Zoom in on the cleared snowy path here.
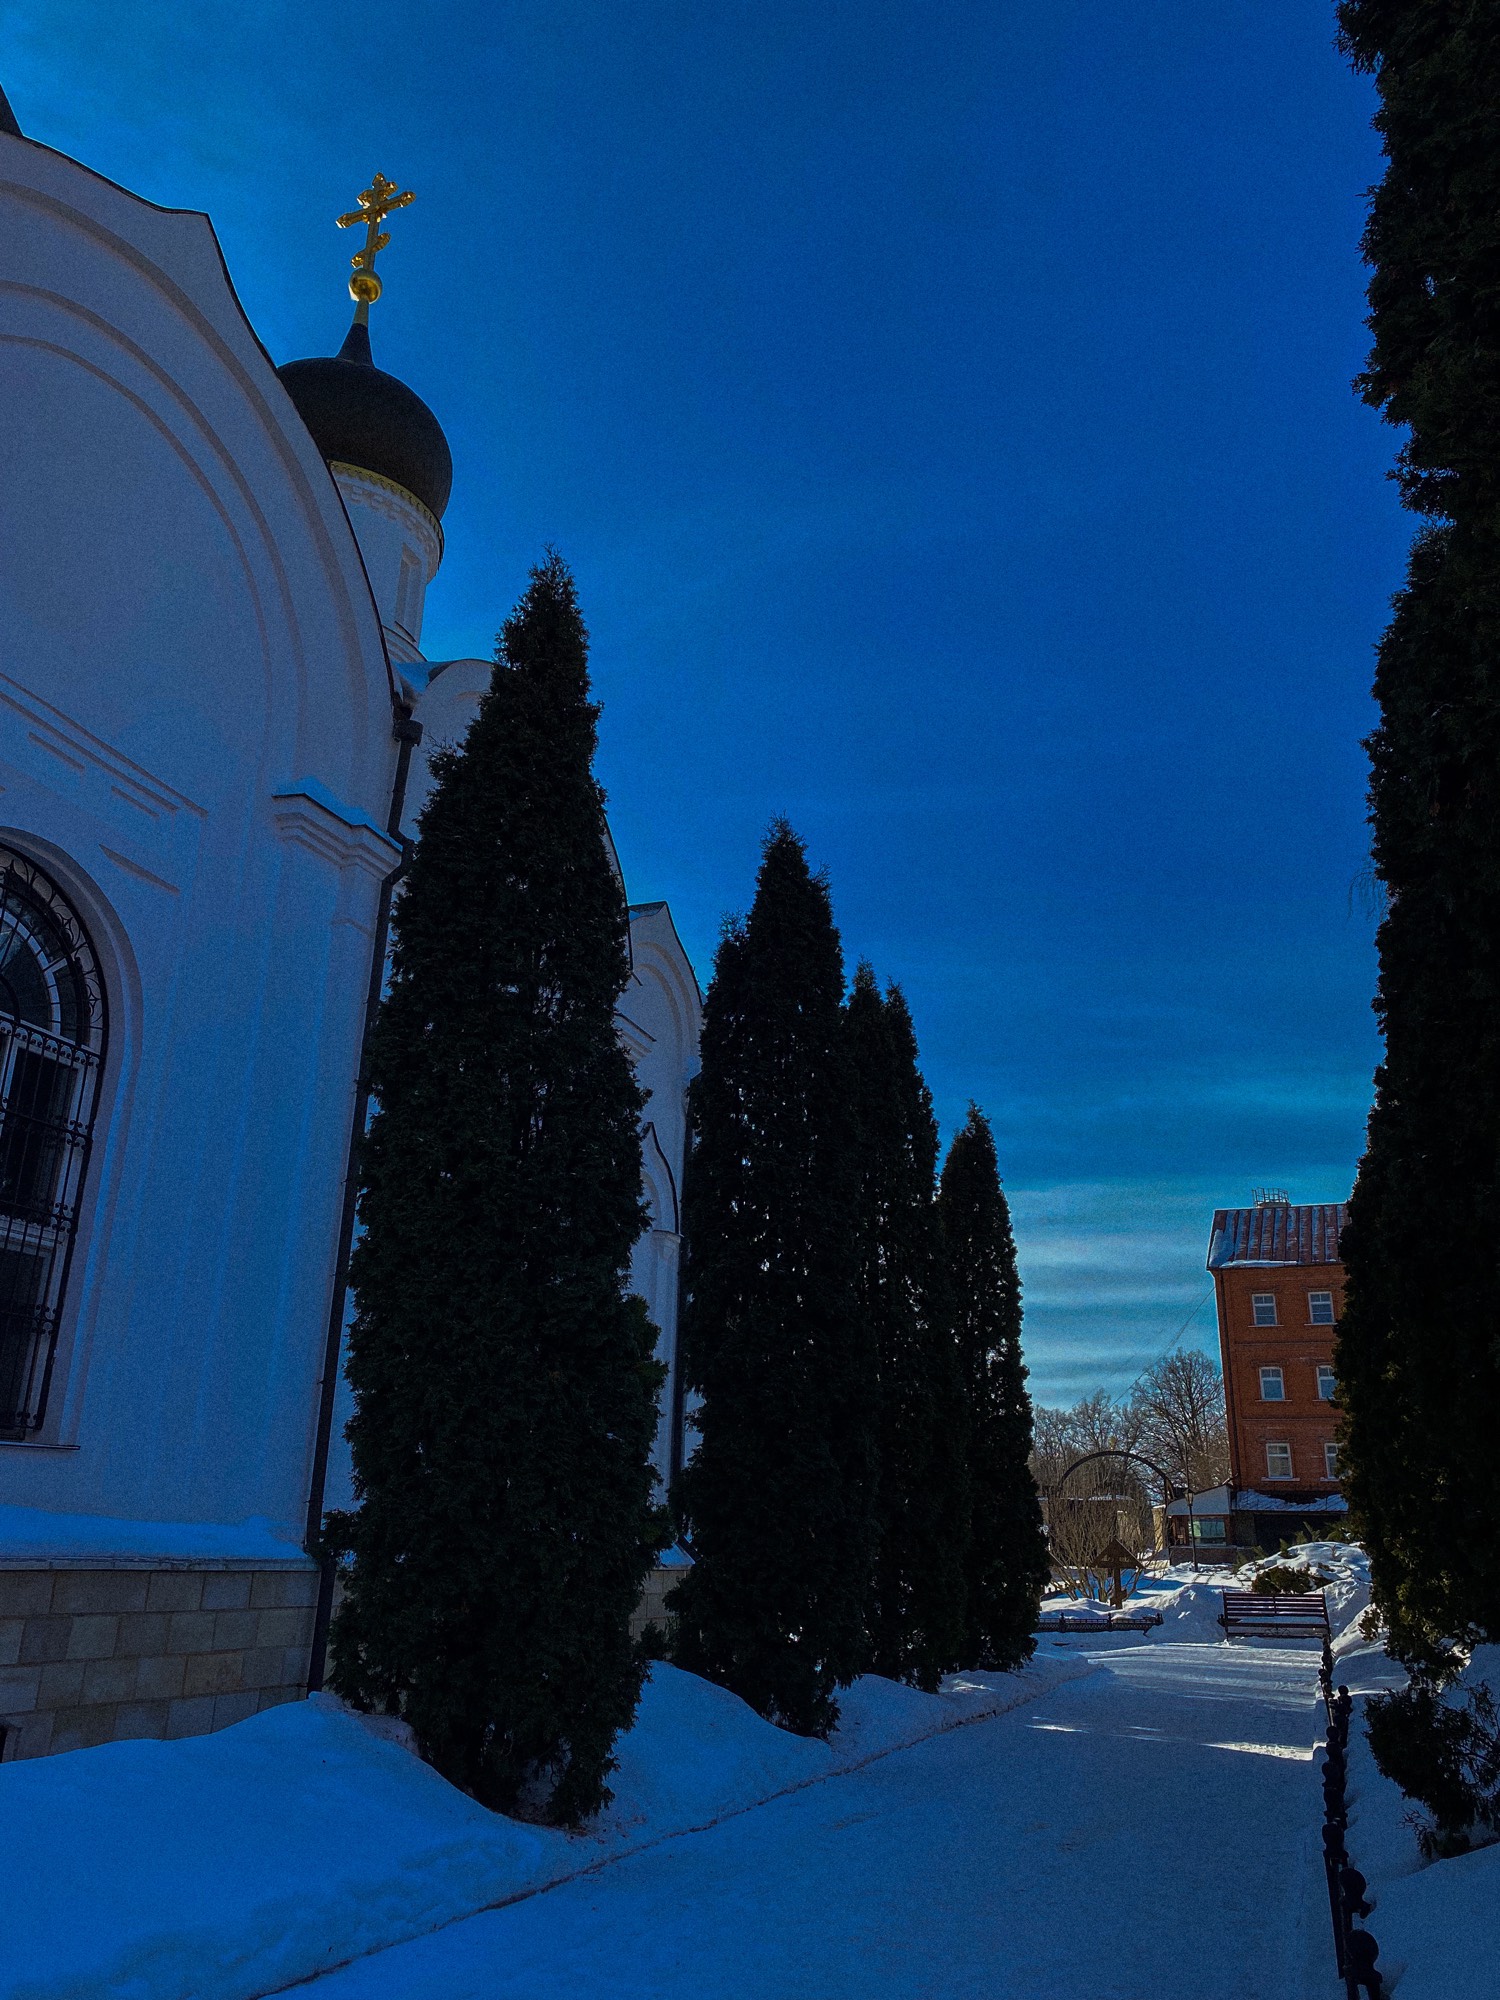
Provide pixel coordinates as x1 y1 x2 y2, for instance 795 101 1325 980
289 1641 1327 2000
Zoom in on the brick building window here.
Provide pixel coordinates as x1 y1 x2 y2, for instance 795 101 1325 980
1308 1290 1335 1325
1317 1365 1336 1401
1259 1366 1284 1401
1324 1442 1339 1478
1265 1441 1293 1479
1251 1293 1278 1326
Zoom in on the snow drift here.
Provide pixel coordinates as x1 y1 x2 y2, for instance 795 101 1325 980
1340 1638 1500 2000
1038 1543 1374 1651
0 1652 1090 2000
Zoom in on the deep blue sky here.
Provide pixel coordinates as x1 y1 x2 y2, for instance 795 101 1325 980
6 4 1407 1401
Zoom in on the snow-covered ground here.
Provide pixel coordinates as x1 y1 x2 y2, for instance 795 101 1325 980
1042 1540 1374 1647
288 1639 1334 2000
6 1541 1491 2000
0 1651 1088 2000
1332 1638 1500 2000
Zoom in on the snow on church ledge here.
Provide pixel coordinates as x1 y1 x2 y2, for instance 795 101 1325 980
270 780 402 875
0 1502 313 1571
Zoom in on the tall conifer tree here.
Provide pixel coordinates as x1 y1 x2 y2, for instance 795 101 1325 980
671 824 876 1734
939 1106 1049 1669
847 968 969 1688
328 553 665 1822
1335 1 1500 1664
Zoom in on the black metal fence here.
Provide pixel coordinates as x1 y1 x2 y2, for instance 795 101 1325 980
1036 1611 1164 1634
1319 1636 1384 1998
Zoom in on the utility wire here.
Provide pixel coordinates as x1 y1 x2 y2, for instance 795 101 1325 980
1151 1285 1216 1364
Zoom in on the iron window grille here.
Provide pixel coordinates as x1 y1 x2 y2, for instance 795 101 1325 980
0 848 107 1439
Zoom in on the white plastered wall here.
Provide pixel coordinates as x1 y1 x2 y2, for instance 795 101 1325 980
0 131 395 1544
333 464 442 671
621 902 701 1483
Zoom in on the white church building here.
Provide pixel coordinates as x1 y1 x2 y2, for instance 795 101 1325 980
0 98 699 1760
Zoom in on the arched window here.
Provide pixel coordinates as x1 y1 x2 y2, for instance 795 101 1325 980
0 849 107 1438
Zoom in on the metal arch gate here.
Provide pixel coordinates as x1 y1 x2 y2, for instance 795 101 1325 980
1043 1447 1181 1604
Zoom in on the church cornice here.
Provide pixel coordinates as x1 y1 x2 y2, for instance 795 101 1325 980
330 461 443 576
270 780 402 880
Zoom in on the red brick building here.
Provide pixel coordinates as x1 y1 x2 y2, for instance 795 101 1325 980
1206 1197 1349 1549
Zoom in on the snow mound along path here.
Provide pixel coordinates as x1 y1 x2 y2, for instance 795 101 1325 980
596 1650 1090 1839
1342 1640 1500 2000
1 1695 574 2000
1153 1579 1239 1642
1039 1545 1375 1651
1239 1541 1372 1643
1154 1554 1368 1647
834 1649 1096 1765
594 1666 833 1836
0 1651 1091 2000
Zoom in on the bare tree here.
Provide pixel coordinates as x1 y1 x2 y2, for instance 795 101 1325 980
1125 1349 1229 1496
1030 1358 1230 1597
1031 1392 1142 1486
1030 1393 1154 1600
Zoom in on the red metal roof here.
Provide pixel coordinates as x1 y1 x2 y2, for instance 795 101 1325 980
1206 1202 1348 1270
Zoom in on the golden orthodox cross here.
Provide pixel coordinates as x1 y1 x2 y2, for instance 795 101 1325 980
336 173 415 314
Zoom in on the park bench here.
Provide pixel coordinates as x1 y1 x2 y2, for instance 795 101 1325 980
1219 1590 1331 1641
1037 1611 1163 1633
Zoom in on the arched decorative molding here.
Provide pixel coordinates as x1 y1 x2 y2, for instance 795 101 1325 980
0 137 409 1544
0 139 397 808
626 904 703 1067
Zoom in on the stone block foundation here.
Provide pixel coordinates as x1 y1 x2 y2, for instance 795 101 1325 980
630 1560 689 1643
0 1560 318 1760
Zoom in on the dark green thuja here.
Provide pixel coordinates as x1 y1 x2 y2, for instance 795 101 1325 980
327 552 666 1823
939 1106 1049 1669
671 823 877 1735
847 967 969 1688
1335 2 1500 1667
1365 1676 1500 1859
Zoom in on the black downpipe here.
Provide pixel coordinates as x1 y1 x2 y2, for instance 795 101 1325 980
668 1262 688 1492
303 702 422 1693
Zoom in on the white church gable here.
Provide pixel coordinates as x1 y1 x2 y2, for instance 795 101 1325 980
0 132 399 1539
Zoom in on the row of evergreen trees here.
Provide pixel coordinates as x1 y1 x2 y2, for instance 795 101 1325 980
1335 1 1500 1671
1335 2 1500 1852
673 828 1048 1734
327 555 1047 1821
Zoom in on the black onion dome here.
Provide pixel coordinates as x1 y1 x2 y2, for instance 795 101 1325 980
277 318 452 522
